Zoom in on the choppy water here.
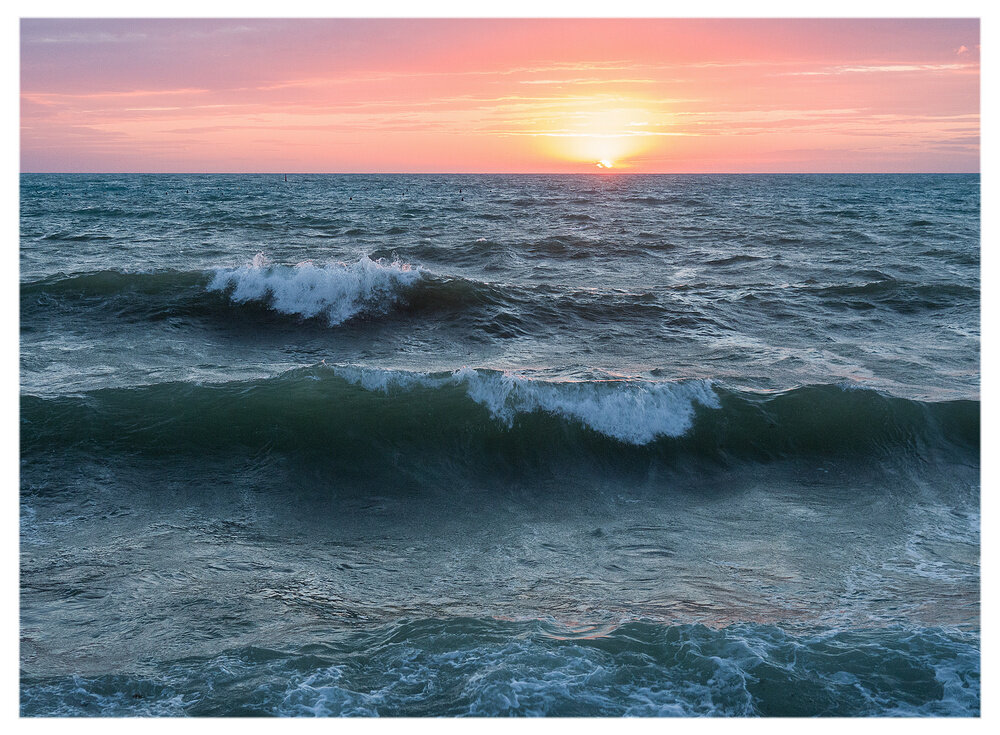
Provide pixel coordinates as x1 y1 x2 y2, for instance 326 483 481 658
20 173 980 716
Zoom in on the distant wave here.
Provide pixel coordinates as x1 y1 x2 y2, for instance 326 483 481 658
20 261 687 330
20 256 980 335
801 278 979 306
706 255 765 267
38 231 115 242
20 258 502 326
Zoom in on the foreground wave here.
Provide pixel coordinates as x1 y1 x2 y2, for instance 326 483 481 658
20 618 979 717
21 365 978 464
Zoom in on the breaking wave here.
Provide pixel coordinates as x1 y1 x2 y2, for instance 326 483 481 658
20 365 977 468
207 253 424 325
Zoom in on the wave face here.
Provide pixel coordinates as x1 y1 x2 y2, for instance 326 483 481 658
20 173 980 718
21 268 206 298
20 620 980 717
340 365 721 443
20 366 977 466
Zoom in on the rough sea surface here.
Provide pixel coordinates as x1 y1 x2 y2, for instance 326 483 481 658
20 173 980 716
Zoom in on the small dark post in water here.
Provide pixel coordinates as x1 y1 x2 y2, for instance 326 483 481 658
284 174 287 182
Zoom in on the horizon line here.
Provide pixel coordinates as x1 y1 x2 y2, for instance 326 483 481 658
19 171 982 176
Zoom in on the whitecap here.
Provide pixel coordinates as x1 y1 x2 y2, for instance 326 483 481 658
208 253 423 325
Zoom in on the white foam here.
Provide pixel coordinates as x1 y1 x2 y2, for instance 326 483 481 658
208 253 423 325
456 370 719 444
331 365 720 445
335 365 437 393
269 637 749 716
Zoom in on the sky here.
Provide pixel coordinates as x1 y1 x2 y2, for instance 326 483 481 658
19 18 980 173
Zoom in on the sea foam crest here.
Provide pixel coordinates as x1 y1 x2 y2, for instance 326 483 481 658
455 369 720 444
335 366 720 445
208 253 423 325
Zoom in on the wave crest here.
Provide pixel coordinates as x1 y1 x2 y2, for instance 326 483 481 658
207 253 424 325
336 366 719 444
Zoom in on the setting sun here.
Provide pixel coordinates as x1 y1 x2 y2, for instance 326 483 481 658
532 102 658 170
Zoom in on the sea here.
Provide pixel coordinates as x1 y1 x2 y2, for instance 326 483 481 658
19 173 980 716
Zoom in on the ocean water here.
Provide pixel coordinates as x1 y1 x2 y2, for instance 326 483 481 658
20 173 980 717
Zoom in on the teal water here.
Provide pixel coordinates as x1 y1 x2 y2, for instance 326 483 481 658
20 174 980 716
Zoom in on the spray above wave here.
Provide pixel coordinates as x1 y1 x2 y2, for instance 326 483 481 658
207 253 424 326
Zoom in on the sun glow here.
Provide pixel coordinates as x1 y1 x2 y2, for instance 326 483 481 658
536 101 656 170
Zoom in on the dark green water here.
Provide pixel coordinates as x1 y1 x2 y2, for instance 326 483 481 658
20 173 980 716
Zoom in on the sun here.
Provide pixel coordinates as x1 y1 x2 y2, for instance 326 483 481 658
533 100 656 171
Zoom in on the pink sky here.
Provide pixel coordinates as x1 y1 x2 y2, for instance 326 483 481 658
20 18 980 173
